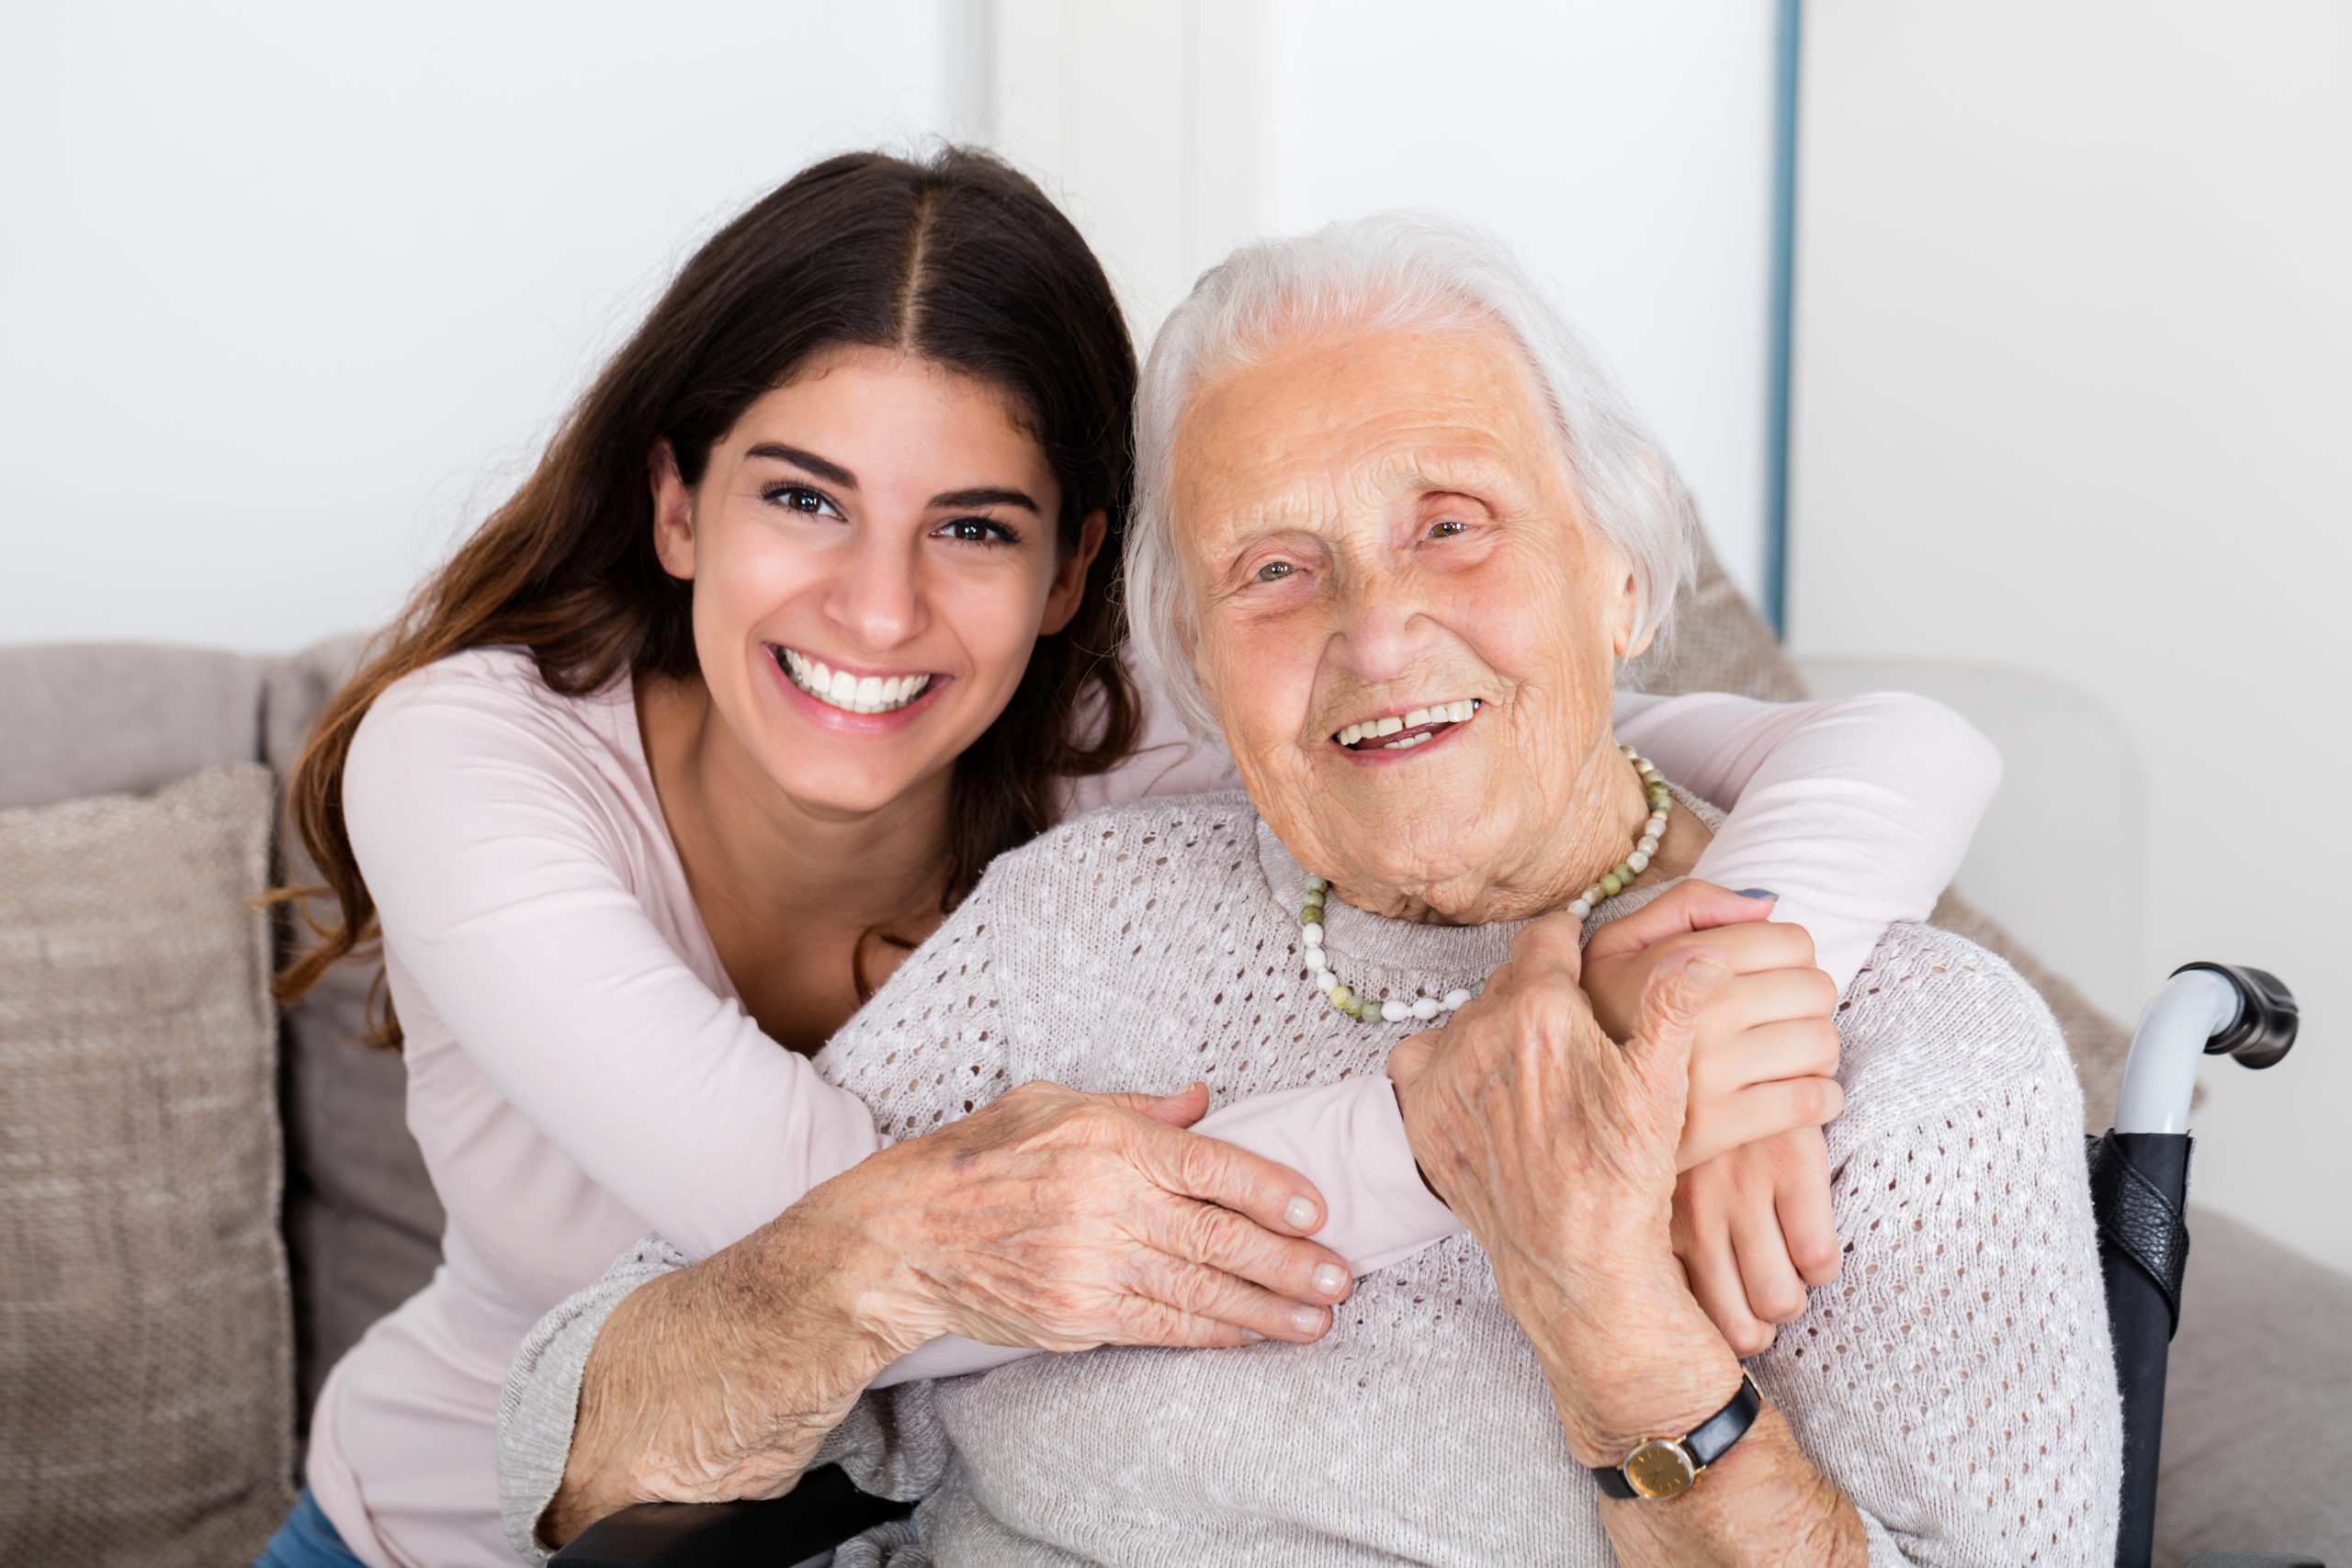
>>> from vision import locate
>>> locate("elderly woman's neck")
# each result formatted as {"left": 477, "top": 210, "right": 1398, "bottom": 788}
{"left": 1534, "top": 746, "right": 1712, "bottom": 917}
{"left": 1344, "top": 744, "right": 1712, "bottom": 928}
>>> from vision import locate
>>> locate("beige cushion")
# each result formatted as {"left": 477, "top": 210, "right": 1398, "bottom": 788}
{"left": 0, "top": 764, "right": 297, "bottom": 1564}
{"left": 1643, "top": 539, "right": 1808, "bottom": 704}
{"left": 2155, "top": 1207, "right": 2352, "bottom": 1564}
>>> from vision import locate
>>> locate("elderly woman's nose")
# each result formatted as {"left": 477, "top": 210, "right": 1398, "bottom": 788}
{"left": 827, "top": 534, "right": 927, "bottom": 649}
{"left": 1327, "top": 570, "right": 1439, "bottom": 682}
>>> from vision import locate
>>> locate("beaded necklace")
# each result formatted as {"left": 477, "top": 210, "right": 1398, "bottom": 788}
{"left": 1298, "top": 742, "right": 1673, "bottom": 1024}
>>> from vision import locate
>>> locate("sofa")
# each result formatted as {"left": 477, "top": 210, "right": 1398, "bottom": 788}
{"left": 3, "top": 546, "right": 2346, "bottom": 1566}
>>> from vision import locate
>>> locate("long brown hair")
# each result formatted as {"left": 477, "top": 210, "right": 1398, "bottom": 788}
{"left": 277, "top": 148, "right": 1142, "bottom": 1044}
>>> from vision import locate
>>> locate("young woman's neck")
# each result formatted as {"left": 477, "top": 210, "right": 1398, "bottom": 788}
{"left": 635, "top": 674, "right": 955, "bottom": 944}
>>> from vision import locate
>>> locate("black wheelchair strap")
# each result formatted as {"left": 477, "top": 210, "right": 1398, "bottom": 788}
{"left": 2086, "top": 1130, "right": 2194, "bottom": 1339}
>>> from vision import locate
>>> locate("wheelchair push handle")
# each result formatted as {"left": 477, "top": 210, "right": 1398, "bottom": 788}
{"left": 2113, "top": 964, "right": 2299, "bottom": 1135}
{"left": 2171, "top": 963, "right": 2300, "bottom": 1069}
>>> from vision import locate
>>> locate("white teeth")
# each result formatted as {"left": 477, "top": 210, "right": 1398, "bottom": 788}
{"left": 776, "top": 648, "right": 933, "bottom": 715}
{"left": 1333, "top": 697, "right": 1482, "bottom": 748}
{"left": 1382, "top": 731, "right": 1432, "bottom": 750}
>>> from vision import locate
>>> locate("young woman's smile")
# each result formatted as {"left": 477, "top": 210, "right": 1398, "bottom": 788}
{"left": 771, "top": 645, "right": 937, "bottom": 716}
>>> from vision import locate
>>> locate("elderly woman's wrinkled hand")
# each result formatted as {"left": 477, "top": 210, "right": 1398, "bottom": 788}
{"left": 812, "top": 1079, "right": 1356, "bottom": 1357}
{"left": 1387, "top": 917, "right": 1748, "bottom": 1459}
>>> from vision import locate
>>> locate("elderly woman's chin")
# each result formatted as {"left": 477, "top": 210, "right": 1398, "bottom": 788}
{"left": 1250, "top": 720, "right": 1590, "bottom": 926}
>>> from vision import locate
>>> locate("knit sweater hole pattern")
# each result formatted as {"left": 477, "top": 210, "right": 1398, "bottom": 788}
{"left": 854, "top": 810, "right": 1418, "bottom": 1145}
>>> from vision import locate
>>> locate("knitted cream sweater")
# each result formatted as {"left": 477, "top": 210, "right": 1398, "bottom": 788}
{"left": 503, "top": 792, "right": 2121, "bottom": 1566}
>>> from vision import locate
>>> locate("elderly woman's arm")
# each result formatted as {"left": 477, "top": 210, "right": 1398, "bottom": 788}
{"left": 510, "top": 1070, "right": 1373, "bottom": 1551}
{"left": 1394, "top": 916, "right": 2120, "bottom": 1566}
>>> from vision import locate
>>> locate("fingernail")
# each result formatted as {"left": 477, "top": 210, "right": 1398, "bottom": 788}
{"left": 1292, "top": 1304, "right": 1325, "bottom": 1337}
{"left": 1313, "top": 1263, "right": 1349, "bottom": 1298}
{"left": 1687, "top": 953, "right": 1731, "bottom": 984}
{"left": 1736, "top": 888, "right": 1778, "bottom": 899}
{"left": 1284, "top": 1196, "right": 1319, "bottom": 1230}
{"left": 1240, "top": 1329, "right": 1266, "bottom": 1342}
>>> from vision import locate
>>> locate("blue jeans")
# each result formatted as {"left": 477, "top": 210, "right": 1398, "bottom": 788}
{"left": 254, "top": 1488, "right": 368, "bottom": 1568}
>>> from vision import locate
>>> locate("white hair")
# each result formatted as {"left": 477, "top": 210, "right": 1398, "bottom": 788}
{"left": 1125, "top": 210, "right": 1696, "bottom": 738}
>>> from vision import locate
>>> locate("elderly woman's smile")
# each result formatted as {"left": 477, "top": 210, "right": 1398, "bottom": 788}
{"left": 1176, "top": 321, "right": 1669, "bottom": 927}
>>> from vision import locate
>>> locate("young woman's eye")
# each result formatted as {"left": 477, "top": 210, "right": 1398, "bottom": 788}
{"left": 937, "top": 516, "right": 1017, "bottom": 545}
{"left": 764, "top": 484, "right": 841, "bottom": 517}
{"left": 1254, "top": 560, "right": 1296, "bottom": 582}
{"left": 1428, "top": 518, "right": 1469, "bottom": 538}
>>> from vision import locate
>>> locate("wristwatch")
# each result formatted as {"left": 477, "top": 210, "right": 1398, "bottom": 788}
{"left": 1589, "top": 1370, "right": 1762, "bottom": 1500}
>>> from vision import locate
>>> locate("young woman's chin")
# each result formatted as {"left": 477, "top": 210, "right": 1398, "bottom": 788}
{"left": 748, "top": 648, "right": 980, "bottom": 815}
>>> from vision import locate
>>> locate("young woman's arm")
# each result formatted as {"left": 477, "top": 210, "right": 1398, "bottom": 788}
{"left": 345, "top": 670, "right": 886, "bottom": 1263}
{"left": 1613, "top": 689, "right": 2002, "bottom": 992}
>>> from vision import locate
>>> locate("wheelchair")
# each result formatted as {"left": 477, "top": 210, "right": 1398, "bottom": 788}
{"left": 553, "top": 963, "right": 2318, "bottom": 1568}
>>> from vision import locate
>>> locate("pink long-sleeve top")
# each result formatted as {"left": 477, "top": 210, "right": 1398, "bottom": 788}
{"left": 305, "top": 648, "right": 1999, "bottom": 1568}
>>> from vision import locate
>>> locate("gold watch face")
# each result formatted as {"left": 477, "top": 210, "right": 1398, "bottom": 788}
{"left": 1623, "top": 1438, "right": 1698, "bottom": 1499}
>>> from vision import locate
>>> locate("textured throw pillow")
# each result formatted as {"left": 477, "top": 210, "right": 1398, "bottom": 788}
{"left": 0, "top": 764, "right": 296, "bottom": 1565}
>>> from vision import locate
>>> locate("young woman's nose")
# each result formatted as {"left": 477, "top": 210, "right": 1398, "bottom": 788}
{"left": 826, "top": 531, "right": 927, "bottom": 651}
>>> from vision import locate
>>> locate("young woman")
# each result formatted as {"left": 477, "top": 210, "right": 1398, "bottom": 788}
{"left": 257, "top": 148, "right": 1996, "bottom": 1568}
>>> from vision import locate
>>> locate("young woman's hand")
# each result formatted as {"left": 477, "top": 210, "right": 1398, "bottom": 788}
{"left": 1671, "top": 1128, "right": 1839, "bottom": 1356}
{"left": 1581, "top": 881, "right": 1844, "bottom": 1353}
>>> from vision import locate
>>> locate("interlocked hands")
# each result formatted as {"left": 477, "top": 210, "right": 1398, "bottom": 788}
{"left": 1387, "top": 889, "right": 1842, "bottom": 1449}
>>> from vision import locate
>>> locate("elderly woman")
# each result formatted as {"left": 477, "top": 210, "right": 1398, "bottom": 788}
{"left": 504, "top": 217, "right": 2121, "bottom": 1564}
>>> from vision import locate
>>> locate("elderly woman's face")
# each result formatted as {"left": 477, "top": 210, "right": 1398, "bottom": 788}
{"left": 1174, "top": 321, "right": 1643, "bottom": 921}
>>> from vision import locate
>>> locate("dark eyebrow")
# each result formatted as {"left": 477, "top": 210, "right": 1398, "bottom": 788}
{"left": 743, "top": 443, "right": 856, "bottom": 489}
{"left": 929, "top": 487, "right": 1042, "bottom": 514}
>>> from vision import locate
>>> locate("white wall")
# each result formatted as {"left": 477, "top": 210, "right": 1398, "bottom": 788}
{"left": 4, "top": 2, "right": 1779, "bottom": 635}
{"left": 0, "top": 1, "right": 986, "bottom": 651}
{"left": 1789, "top": 1, "right": 2352, "bottom": 1271}
{"left": 991, "top": 0, "right": 1781, "bottom": 602}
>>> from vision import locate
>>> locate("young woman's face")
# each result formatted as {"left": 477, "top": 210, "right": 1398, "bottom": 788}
{"left": 653, "top": 344, "right": 1102, "bottom": 817}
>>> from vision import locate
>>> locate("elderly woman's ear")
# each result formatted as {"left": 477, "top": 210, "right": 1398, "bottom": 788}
{"left": 1608, "top": 452, "right": 1679, "bottom": 663}
{"left": 1609, "top": 564, "right": 1646, "bottom": 662}
{"left": 1609, "top": 553, "right": 1651, "bottom": 662}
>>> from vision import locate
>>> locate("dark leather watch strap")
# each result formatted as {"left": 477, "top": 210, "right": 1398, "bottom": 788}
{"left": 1591, "top": 1371, "right": 1762, "bottom": 1500}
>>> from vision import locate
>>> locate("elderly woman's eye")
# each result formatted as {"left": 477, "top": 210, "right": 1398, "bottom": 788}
{"left": 1429, "top": 519, "right": 1469, "bottom": 538}
{"left": 1254, "top": 561, "right": 1296, "bottom": 581}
